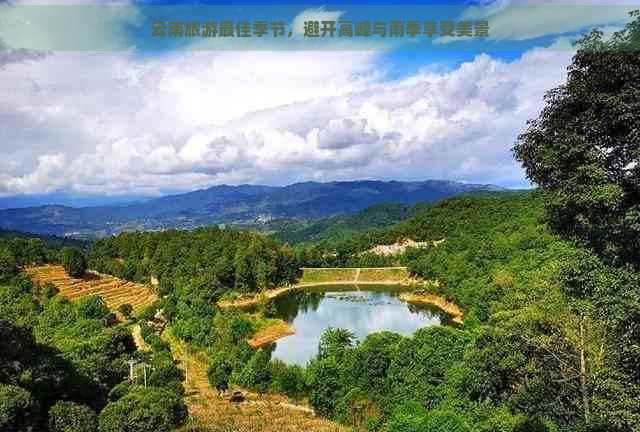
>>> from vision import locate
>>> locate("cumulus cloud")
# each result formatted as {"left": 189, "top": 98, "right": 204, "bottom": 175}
{"left": 436, "top": 0, "right": 638, "bottom": 44}
{"left": 0, "top": 45, "right": 575, "bottom": 196}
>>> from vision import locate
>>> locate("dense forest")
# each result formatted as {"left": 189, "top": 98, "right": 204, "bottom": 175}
{"left": 89, "top": 227, "right": 299, "bottom": 296}
{"left": 264, "top": 202, "right": 431, "bottom": 244}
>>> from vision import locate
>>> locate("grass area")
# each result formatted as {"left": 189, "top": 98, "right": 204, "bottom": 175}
{"left": 164, "top": 329, "right": 349, "bottom": 432}
{"left": 25, "top": 265, "right": 157, "bottom": 316}
{"left": 357, "top": 267, "right": 409, "bottom": 283}
{"left": 298, "top": 268, "right": 358, "bottom": 284}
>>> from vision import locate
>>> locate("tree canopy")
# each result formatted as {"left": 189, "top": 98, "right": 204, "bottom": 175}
{"left": 514, "top": 11, "right": 640, "bottom": 267}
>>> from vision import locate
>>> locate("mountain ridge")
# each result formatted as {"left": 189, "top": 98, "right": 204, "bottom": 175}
{"left": 0, "top": 180, "right": 506, "bottom": 238}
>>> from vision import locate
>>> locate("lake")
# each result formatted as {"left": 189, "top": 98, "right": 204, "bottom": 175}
{"left": 269, "top": 285, "right": 443, "bottom": 366}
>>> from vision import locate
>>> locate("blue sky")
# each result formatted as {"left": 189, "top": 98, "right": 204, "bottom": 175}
{"left": 0, "top": 0, "right": 638, "bottom": 201}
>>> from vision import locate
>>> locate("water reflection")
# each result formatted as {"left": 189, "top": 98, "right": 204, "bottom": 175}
{"left": 270, "top": 285, "right": 442, "bottom": 366}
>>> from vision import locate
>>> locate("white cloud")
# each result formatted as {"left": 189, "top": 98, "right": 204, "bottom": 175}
{"left": 436, "top": 1, "right": 638, "bottom": 44}
{"left": 0, "top": 45, "right": 574, "bottom": 196}
{"left": 291, "top": 7, "right": 345, "bottom": 37}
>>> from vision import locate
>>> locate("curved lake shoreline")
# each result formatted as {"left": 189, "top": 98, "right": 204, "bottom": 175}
{"left": 262, "top": 286, "right": 445, "bottom": 365}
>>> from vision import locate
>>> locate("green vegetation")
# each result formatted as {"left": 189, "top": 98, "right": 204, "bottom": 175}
{"left": 0, "top": 228, "right": 89, "bottom": 251}
{"left": 268, "top": 203, "right": 429, "bottom": 244}
{"left": 299, "top": 268, "right": 358, "bottom": 284}
{"left": 514, "top": 11, "right": 640, "bottom": 267}
{"left": 60, "top": 247, "right": 87, "bottom": 278}
{"left": 89, "top": 226, "right": 299, "bottom": 295}
{"left": 2, "top": 13, "right": 640, "bottom": 432}
{"left": 0, "top": 239, "right": 187, "bottom": 432}
{"left": 186, "top": 15, "right": 640, "bottom": 431}
{"left": 48, "top": 401, "right": 98, "bottom": 432}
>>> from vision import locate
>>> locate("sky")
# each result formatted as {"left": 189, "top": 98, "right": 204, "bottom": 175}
{"left": 1, "top": 0, "right": 639, "bottom": 200}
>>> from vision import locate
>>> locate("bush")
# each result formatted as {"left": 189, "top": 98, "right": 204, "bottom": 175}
{"left": 60, "top": 248, "right": 87, "bottom": 278}
{"left": 237, "top": 349, "right": 271, "bottom": 394}
{"left": 0, "top": 384, "right": 38, "bottom": 432}
{"left": 387, "top": 401, "right": 428, "bottom": 432}
{"left": 207, "top": 353, "right": 232, "bottom": 393}
{"left": 48, "top": 401, "right": 97, "bottom": 432}
{"left": 42, "top": 283, "right": 60, "bottom": 300}
{"left": 117, "top": 303, "right": 133, "bottom": 319}
{"left": 269, "top": 360, "right": 307, "bottom": 402}
{"left": 306, "top": 356, "right": 342, "bottom": 417}
{"left": 0, "top": 249, "right": 19, "bottom": 283}
{"left": 107, "top": 382, "right": 132, "bottom": 402}
{"left": 98, "top": 387, "right": 187, "bottom": 432}
{"left": 76, "top": 296, "right": 111, "bottom": 320}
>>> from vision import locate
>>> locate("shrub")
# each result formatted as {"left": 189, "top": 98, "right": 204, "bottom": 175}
{"left": 207, "top": 353, "right": 232, "bottom": 394}
{"left": 387, "top": 401, "right": 427, "bottom": 432}
{"left": 98, "top": 387, "right": 187, "bottom": 432}
{"left": 76, "top": 296, "right": 111, "bottom": 320}
{"left": 48, "top": 401, "right": 97, "bottom": 432}
{"left": 0, "top": 384, "right": 38, "bottom": 432}
{"left": 269, "top": 360, "right": 307, "bottom": 402}
{"left": 60, "top": 248, "right": 87, "bottom": 278}
{"left": 117, "top": 304, "right": 133, "bottom": 319}
{"left": 306, "top": 356, "right": 342, "bottom": 417}
{"left": 42, "top": 283, "right": 60, "bottom": 300}
{"left": 107, "top": 382, "right": 132, "bottom": 402}
{"left": 0, "top": 249, "right": 19, "bottom": 283}
{"left": 237, "top": 349, "right": 271, "bottom": 394}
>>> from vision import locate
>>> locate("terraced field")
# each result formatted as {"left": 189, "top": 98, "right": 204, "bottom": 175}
{"left": 25, "top": 265, "right": 157, "bottom": 315}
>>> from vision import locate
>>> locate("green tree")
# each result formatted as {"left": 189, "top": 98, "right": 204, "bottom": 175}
{"left": 42, "top": 283, "right": 59, "bottom": 300}
{"left": 269, "top": 360, "right": 307, "bottom": 402}
{"left": 207, "top": 353, "right": 232, "bottom": 394}
{"left": 238, "top": 349, "right": 271, "bottom": 394}
{"left": 387, "top": 400, "right": 428, "bottom": 432}
{"left": 318, "top": 327, "right": 355, "bottom": 360}
{"left": 513, "top": 11, "right": 640, "bottom": 266}
{"left": 48, "top": 401, "right": 97, "bottom": 432}
{"left": 60, "top": 248, "right": 87, "bottom": 278}
{"left": 98, "top": 387, "right": 187, "bottom": 432}
{"left": 0, "top": 384, "right": 38, "bottom": 432}
{"left": 0, "top": 249, "right": 18, "bottom": 283}
{"left": 117, "top": 303, "right": 133, "bottom": 320}
{"left": 76, "top": 296, "right": 111, "bottom": 320}
{"left": 306, "top": 356, "right": 342, "bottom": 417}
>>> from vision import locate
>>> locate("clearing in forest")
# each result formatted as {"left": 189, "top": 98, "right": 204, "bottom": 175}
{"left": 25, "top": 265, "right": 157, "bottom": 315}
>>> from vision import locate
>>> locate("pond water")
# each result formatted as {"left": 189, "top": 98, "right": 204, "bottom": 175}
{"left": 269, "top": 285, "right": 443, "bottom": 366}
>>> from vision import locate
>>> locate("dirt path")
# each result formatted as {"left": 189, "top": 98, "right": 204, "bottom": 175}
{"left": 353, "top": 268, "right": 361, "bottom": 283}
{"left": 132, "top": 324, "right": 150, "bottom": 352}
{"left": 164, "top": 330, "right": 348, "bottom": 432}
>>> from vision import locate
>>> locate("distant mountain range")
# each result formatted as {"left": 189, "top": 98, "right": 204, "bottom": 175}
{"left": 0, "top": 180, "right": 505, "bottom": 238}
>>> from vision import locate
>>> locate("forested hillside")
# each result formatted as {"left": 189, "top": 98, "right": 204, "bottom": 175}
{"left": 267, "top": 202, "right": 431, "bottom": 244}
{"left": 89, "top": 226, "right": 299, "bottom": 296}
{"left": 0, "top": 228, "right": 89, "bottom": 251}
{"left": 0, "top": 239, "right": 188, "bottom": 432}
